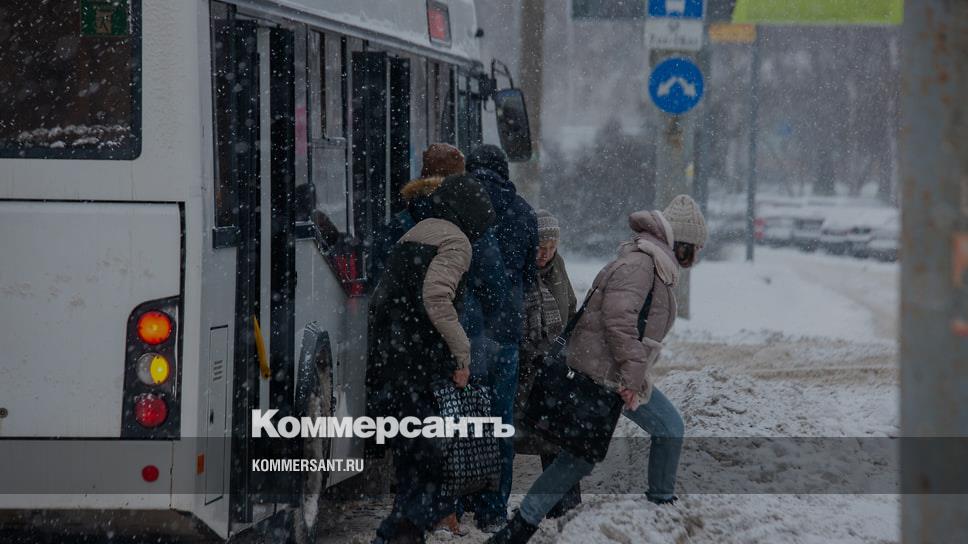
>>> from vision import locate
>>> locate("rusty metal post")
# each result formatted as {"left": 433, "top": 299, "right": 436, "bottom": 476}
{"left": 900, "top": 1, "right": 968, "bottom": 542}
{"left": 516, "top": 0, "right": 545, "bottom": 205}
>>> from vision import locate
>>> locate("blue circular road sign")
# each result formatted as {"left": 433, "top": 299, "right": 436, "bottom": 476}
{"left": 649, "top": 57, "right": 704, "bottom": 115}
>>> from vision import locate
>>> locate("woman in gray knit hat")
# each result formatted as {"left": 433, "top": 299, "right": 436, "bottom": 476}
{"left": 515, "top": 209, "right": 582, "bottom": 518}
{"left": 489, "top": 196, "right": 707, "bottom": 544}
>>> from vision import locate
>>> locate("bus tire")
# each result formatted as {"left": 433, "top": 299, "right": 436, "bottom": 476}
{"left": 290, "top": 325, "right": 334, "bottom": 544}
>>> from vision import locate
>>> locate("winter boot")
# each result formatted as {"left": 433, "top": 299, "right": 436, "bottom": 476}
{"left": 647, "top": 494, "right": 679, "bottom": 506}
{"left": 484, "top": 511, "right": 539, "bottom": 544}
{"left": 547, "top": 483, "right": 581, "bottom": 519}
{"left": 373, "top": 519, "right": 426, "bottom": 544}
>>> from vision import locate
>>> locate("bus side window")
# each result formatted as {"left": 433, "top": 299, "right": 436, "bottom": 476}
{"left": 456, "top": 70, "right": 483, "bottom": 154}
{"left": 410, "top": 57, "right": 429, "bottom": 180}
{"left": 309, "top": 31, "right": 349, "bottom": 234}
{"left": 210, "top": 2, "right": 240, "bottom": 242}
{"left": 429, "top": 61, "right": 456, "bottom": 145}
{"left": 388, "top": 57, "right": 412, "bottom": 217}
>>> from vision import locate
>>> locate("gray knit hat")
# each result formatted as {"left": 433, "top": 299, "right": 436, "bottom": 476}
{"left": 536, "top": 209, "right": 560, "bottom": 242}
{"left": 662, "top": 195, "right": 707, "bottom": 246}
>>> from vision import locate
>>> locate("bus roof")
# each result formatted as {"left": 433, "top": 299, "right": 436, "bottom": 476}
{"left": 234, "top": 0, "right": 482, "bottom": 66}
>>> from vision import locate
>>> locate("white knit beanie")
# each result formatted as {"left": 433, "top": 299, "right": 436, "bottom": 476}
{"left": 536, "top": 209, "right": 560, "bottom": 242}
{"left": 662, "top": 195, "right": 707, "bottom": 247}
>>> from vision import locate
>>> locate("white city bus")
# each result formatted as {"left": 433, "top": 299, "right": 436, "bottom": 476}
{"left": 0, "top": 0, "right": 529, "bottom": 540}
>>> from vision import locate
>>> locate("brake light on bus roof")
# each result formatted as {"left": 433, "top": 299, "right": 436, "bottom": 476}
{"left": 427, "top": 1, "right": 451, "bottom": 45}
{"left": 136, "top": 353, "right": 170, "bottom": 385}
{"left": 137, "top": 311, "right": 172, "bottom": 345}
{"left": 134, "top": 393, "right": 168, "bottom": 428}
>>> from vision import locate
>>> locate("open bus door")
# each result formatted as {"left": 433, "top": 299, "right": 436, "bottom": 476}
{"left": 212, "top": 8, "right": 298, "bottom": 529}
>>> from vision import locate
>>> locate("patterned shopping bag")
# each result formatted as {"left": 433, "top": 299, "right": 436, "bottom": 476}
{"left": 431, "top": 379, "right": 502, "bottom": 497}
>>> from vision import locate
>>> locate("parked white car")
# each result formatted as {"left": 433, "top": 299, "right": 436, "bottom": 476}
{"left": 791, "top": 207, "right": 828, "bottom": 251}
{"left": 756, "top": 198, "right": 802, "bottom": 246}
{"left": 819, "top": 209, "right": 861, "bottom": 255}
{"left": 850, "top": 209, "right": 900, "bottom": 260}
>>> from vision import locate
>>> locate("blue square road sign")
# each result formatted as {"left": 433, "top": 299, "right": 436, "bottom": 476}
{"left": 648, "top": 0, "right": 704, "bottom": 19}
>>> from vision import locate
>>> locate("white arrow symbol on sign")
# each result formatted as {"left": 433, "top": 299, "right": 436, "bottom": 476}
{"left": 657, "top": 76, "right": 697, "bottom": 98}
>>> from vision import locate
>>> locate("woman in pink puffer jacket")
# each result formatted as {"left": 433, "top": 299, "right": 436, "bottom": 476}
{"left": 488, "top": 195, "right": 707, "bottom": 544}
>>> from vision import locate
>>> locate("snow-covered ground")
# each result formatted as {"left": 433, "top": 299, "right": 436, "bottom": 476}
{"left": 319, "top": 247, "right": 900, "bottom": 543}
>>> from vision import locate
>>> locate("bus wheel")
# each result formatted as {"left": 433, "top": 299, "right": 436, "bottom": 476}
{"left": 290, "top": 325, "right": 334, "bottom": 544}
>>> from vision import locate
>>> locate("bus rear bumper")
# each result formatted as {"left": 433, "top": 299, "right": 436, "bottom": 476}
{"left": 0, "top": 508, "right": 219, "bottom": 541}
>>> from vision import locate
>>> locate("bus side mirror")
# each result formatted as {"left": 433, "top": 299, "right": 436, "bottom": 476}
{"left": 494, "top": 88, "right": 533, "bottom": 162}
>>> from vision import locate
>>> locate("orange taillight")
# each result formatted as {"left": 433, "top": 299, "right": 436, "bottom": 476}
{"left": 137, "top": 311, "right": 172, "bottom": 345}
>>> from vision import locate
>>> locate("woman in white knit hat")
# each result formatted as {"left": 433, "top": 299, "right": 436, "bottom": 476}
{"left": 488, "top": 195, "right": 706, "bottom": 544}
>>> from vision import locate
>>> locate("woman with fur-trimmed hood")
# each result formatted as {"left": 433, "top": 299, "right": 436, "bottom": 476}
{"left": 368, "top": 174, "right": 496, "bottom": 543}
{"left": 372, "top": 143, "right": 467, "bottom": 281}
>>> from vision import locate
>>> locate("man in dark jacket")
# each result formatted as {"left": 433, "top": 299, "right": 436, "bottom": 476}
{"left": 369, "top": 174, "right": 496, "bottom": 543}
{"left": 465, "top": 144, "right": 539, "bottom": 530}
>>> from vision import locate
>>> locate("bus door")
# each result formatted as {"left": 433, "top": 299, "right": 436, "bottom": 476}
{"left": 214, "top": 9, "right": 297, "bottom": 527}
{"left": 351, "top": 49, "right": 412, "bottom": 279}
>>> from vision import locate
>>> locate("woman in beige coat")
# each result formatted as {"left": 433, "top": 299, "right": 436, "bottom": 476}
{"left": 488, "top": 195, "right": 707, "bottom": 544}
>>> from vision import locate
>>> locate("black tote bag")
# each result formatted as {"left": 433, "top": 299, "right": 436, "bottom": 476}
{"left": 522, "top": 284, "right": 654, "bottom": 464}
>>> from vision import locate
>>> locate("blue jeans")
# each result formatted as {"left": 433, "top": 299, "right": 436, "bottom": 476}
{"left": 519, "top": 387, "right": 684, "bottom": 526}
{"left": 465, "top": 339, "right": 519, "bottom": 524}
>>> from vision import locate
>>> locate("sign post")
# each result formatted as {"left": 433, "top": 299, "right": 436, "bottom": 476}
{"left": 647, "top": 0, "right": 705, "bottom": 317}
{"left": 744, "top": 31, "right": 760, "bottom": 262}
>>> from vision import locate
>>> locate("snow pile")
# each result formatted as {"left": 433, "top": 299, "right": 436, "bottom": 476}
{"left": 543, "top": 494, "right": 898, "bottom": 544}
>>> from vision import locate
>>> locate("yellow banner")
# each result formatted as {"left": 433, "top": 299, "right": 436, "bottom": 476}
{"left": 709, "top": 23, "right": 757, "bottom": 43}
{"left": 732, "top": 0, "right": 903, "bottom": 26}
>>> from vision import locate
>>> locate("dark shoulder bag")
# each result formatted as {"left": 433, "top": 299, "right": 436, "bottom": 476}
{"left": 521, "top": 281, "right": 655, "bottom": 464}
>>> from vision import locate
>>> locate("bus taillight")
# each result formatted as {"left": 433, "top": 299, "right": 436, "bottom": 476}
{"left": 137, "top": 311, "right": 172, "bottom": 345}
{"left": 122, "top": 296, "right": 180, "bottom": 438}
{"left": 136, "top": 353, "right": 170, "bottom": 385}
{"left": 134, "top": 393, "right": 168, "bottom": 428}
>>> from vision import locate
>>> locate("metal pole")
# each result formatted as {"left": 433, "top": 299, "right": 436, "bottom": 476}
{"left": 694, "top": 27, "right": 712, "bottom": 218}
{"left": 516, "top": 0, "right": 545, "bottom": 205}
{"left": 652, "top": 48, "right": 698, "bottom": 318}
{"left": 900, "top": 1, "right": 968, "bottom": 542}
{"left": 745, "top": 32, "right": 760, "bottom": 262}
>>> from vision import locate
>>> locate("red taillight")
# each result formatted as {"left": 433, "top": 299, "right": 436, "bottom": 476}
{"left": 134, "top": 393, "right": 168, "bottom": 428}
{"left": 332, "top": 250, "right": 366, "bottom": 297}
{"left": 142, "top": 465, "right": 160, "bottom": 482}
{"left": 754, "top": 218, "right": 765, "bottom": 240}
{"left": 137, "top": 311, "right": 172, "bottom": 345}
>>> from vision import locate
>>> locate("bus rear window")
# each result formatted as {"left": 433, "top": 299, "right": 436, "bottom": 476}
{"left": 0, "top": 0, "right": 141, "bottom": 159}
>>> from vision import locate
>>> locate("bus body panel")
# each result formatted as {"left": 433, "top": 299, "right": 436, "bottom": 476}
{"left": 0, "top": 201, "right": 181, "bottom": 438}
{"left": 230, "top": 0, "right": 481, "bottom": 66}
{"left": 0, "top": 441, "right": 173, "bottom": 510}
